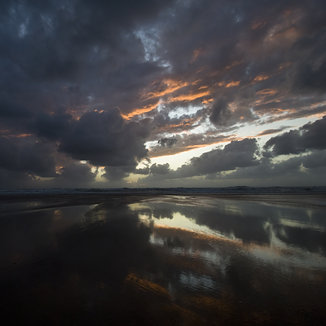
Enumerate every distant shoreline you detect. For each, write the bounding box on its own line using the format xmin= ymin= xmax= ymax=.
xmin=1 ymin=186 xmax=326 ymax=197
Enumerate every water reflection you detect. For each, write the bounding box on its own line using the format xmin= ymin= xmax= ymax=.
xmin=0 ymin=196 xmax=326 ymax=325
xmin=130 ymin=196 xmax=326 ymax=255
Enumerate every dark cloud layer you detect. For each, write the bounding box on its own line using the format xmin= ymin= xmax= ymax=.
xmin=150 ymin=163 xmax=170 ymax=175
xmin=184 ymin=138 xmax=260 ymax=176
xmin=264 ymin=116 xmax=326 ymax=156
xmin=59 ymin=109 xmax=152 ymax=167
xmin=56 ymin=163 xmax=97 ymax=186
xmin=142 ymin=138 xmax=260 ymax=183
xmin=0 ymin=137 xmax=56 ymax=177
xmin=0 ymin=0 xmax=326 ymax=187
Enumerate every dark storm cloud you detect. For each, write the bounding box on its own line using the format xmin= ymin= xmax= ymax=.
xmin=0 ymin=0 xmax=175 ymax=81
xmin=143 ymin=138 xmax=260 ymax=182
xmin=59 ymin=109 xmax=152 ymax=167
xmin=0 ymin=0 xmax=180 ymax=187
xmin=0 ymin=97 xmax=33 ymax=120
xmin=183 ymin=138 xmax=260 ymax=176
xmin=134 ymin=167 xmax=150 ymax=175
xmin=1 ymin=0 xmax=326 ymax=187
xmin=209 ymin=88 xmax=257 ymax=127
xmin=1 ymin=0 xmax=325 ymax=122
xmin=291 ymin=60 xmax=326 ymax=94
xmin=150 ymin=163 xmax=170 ymax=175
xmin=264 ymin=115 xmax=326 ymax=156
xmin=301 ymin=150 xmax=326 ymax=169
xmin=33 ymin=111 xmax=73 ymax=141
xmin=29 ymin=108 xmax=153 ymax=181
xmin=56 ymin=163 xmax=97 ymax=185
xmin=0 ymin=137 xmax=56 ymax=177
xmin=220 ymin=151 xmax=326 ymax=187
xmin=289 ymin=27 xmax=326 ymax=94
xmin=0 ymin=168 xmax=35 ymax=189
xmin=103 ymin=166 xmax=135 ymax=182
xmin=140 ymin=148 xmax=326 ymax=188
xmin=225 ymin=156 xmax=302 ymax=181
xmin=209 ymin=99 xmax=231 ymax=127
xmin=0 ymin=0 xmax=175 ymax=127
xmin=264 ymin=130 xmax=303 ymax=156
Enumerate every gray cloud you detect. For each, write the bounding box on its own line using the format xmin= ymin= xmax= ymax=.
xmin=59 ymin=109 xmax=152 ymax=167
xmin=34 ymin=111 xmax=73 ymax=141
xmin=256 ymin=126 xmax=290 ymax=137
xmin=150 ymin=163 xmax=170 ymax=175
xmin=0 ymin=137 xmax=56 ymax=177
xmin=177 ymin=138 xmax=260 ymax=177
xmin=149 ymin=131 xmax=236 ymax=158
xmin=301 ymin=150 xmax=326 ymax=169
xmin=264 ymin=115 xmax=326 ymax=156
xmin=102 ymin=166 xmax=135 ymax=182
xmin=209 ymin=98 xmax=231 ymax=127
xmin=56 ymin=163 xmax=97 ymax=185
xmin=0 ymin=97 xmax=33 ymax=120
xmin=150 ymin=108 xmax=205 ymax=139
xmin=0 ymin=168 xmax=35 ymax=189
xmin=143 ymin=138 xmax=260 ymax=182
xmin=210 ymin=89 xmax=257 ymax=128
xmin=134 ymin=167 xmax=150 ymax=175
xmin=1 ymin=0 xmax=326 ymax=187
xmin=158 ymin=137 xmax=177 ymax=148
xmin=289 ymin=28 xmax=326 ymax=94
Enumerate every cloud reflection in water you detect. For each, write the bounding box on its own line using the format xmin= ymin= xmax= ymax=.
xmin=0 ymin=195 xmax=326 ymax=325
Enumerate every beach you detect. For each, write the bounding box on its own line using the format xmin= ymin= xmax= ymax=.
xmin=1 ymin=189 xmax=326 ymax=325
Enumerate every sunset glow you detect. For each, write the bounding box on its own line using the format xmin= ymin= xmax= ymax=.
xmin=0 ymin=0 xmax=325 ymax=188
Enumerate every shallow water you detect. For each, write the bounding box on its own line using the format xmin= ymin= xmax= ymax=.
xmin=1 ymin=195 xmax=326 ymax=325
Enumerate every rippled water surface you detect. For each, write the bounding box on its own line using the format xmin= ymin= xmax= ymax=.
xmin=1 ymin=195 xmax=326 ymax=325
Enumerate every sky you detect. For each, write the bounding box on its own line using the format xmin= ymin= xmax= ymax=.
xmin=1 ymin=0 xmax=326 ymax=189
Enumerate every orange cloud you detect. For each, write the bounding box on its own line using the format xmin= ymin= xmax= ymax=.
xmin=218 ymin=81 xmax=240 ymax=88
xmin=125 ymin=79 xmax=212 ymax=119
xmin=2 ymin=133 xmax=33 ymax=138
xmin=145 ymin=79 xmax=189 ymax=100
xmin=226 ymin=81 xmax=240 ymax=87
xmin=169 ymin=90 xmax=211 ymax=102
xmin=252 ymin=74 xmax=270 ymax=83
xmin=257 ymin=88 xmax=278 ymax=96
xmin=198 ymin=85 xmax=208 ymax=90
xmin=149 ymin=136 xmax=240 ymax=158
xmin=55 ymin=166 xmax=64 ymax=173
xmin=122 ymin=101 xmax=159 ymax=119
xmin=202 ymin=98 xmax=213 ymax=105
xmin=15 ymin=133 xmax=32 ymax=138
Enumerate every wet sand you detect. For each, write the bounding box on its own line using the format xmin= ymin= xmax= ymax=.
xmin=0 ymin=192 xmax=326 ymax=325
